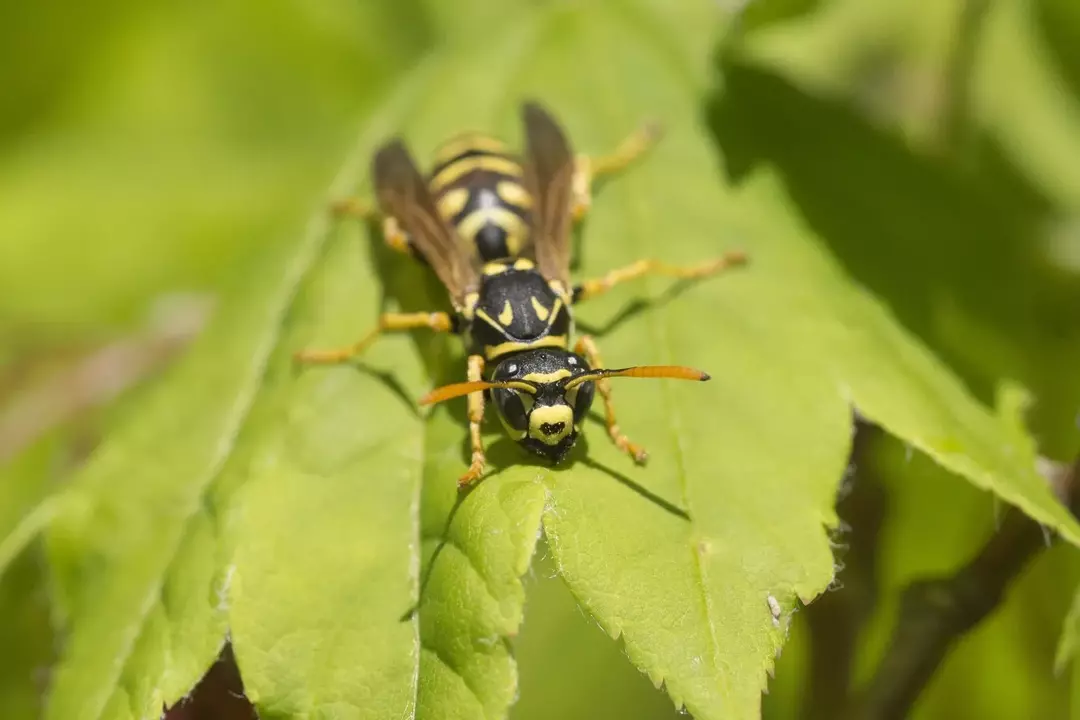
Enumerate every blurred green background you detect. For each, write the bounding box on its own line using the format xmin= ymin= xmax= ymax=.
xmin=2 ymin=0 xmax=1080 ymax=718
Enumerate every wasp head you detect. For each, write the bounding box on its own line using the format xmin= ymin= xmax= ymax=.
xmin=486 ymin=349 xmax=596 ymax=463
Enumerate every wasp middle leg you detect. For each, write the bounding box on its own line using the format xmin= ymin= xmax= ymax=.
xmin=458 ymin=354 xmax=488 ymax=487
xmin=571 ymin=122 xmax=663 ymax=221
xmin=329 ymin=197 xmax=412 ymax=256
xmin=294 ymin=312 xmax=453 ymax=365
xmin=572 ymin=253 xmax=747 ymax=304
xmin=574 ymin=335 xmax=647 ymax=464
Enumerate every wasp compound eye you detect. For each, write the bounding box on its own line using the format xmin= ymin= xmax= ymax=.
xmin=491 ymin=387 xmax=530 ymax=437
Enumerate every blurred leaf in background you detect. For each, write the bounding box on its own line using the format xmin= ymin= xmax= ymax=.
xmin=0 ymin=0 xmax=429 ymax=333
xmin=724 ymin=0 xmax=1080 ymax=718
xmin=0 ymin=438 xmax=63 ymax=720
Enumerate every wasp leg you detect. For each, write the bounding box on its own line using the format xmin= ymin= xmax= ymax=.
xmin=458 ymin=354 xmax=488 ymax=487
xmin=329 ymin=196 xmax=375 ymax=220
xmin=572 ymin=253 xmax=747 ymax=304
xmin=571 ymin=121 xmax=663 ymax=221
xmin=293 ymin=312 xmax=452 ymax=365
xmin=378 ymin=216 xmax=412 ymax=256
xmin=573 ymin=335 xmax=647 ymax=464
xmin=329 ymin=198 xmax=412 ymax=256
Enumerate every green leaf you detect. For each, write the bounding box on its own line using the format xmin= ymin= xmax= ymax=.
xmin=0 ymin=438 xmax=67 ymax=578
xmin=37 ymin=1 xmax=1080 ymax=720
xmin=735 ymin=0 xmax=822 ymax=34
xmin=1059 ymin=587 xmax=1080 ymax=674
xmin=977 ymin=0 xmax=1080 ymax=207
xmin=42 ymin=242 xmax=297 ymax=719
xmin=0 ymin=439 xmax=59 ymax=720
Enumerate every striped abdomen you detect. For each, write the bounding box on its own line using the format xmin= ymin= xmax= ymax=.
xmin=428 ymin=133 xmax=532 ymax=263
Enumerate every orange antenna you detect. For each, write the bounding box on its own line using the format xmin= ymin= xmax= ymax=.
xmin=564 ymin=365 xmax=710 ymax=391
xmin=420 ymin=380 xmax=536 ymax=406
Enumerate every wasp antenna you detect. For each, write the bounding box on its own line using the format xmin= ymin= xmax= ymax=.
xmin=420 ymin=380 xmax=536 ymax=406
xmin=565 ymin=365 xmax=710 ymax=390
xmin=608 ymin=365 xmax=710 ymax=382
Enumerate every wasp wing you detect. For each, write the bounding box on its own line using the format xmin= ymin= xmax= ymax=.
xmin=521 ymin=102 xmax=576 ymax=288
xmin=373 ymin=140 xmax=478 ymax=306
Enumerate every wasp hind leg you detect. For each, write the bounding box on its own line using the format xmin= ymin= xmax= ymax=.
xmin=329 ymin=198 xmax=412 ymax=257
xmin=572 ymin=254 xmax=747 ymax=304
xmin=574 ymin=335 xmax=647 ymax=464
xmin=571 ymin=122 xmax=663 ymax=221
xmin=293 ymin=312 xmax=453 ymax=366
xmin=458 ymin=354 xmax=488 ymax=487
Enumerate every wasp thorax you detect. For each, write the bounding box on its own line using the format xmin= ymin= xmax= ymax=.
xmin=489 ymin=348 xmax=597 ymax=463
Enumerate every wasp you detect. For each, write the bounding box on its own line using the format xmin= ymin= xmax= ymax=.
xmin=297 ymin=103 xmax=747 ymax=486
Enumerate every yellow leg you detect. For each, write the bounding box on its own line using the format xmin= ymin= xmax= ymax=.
xmin=380 ymin=216 xmax=411 ymax=256
xmin=330 ymin=196 xmax=375 ymax=220
xmin=571 ymin=121 xmax=663 ymax=221
xmin=293 ymin=312 xmax=452 ymax=365
xmin=458 ymin=354 xmax=487 ymax=487
xmin=573 ymin=335 xmax=647 ymax=464
xmin=573 ymin=252 xmax=747 ymax=304
xmin=328 ymin=198 xmax=411 ymax=256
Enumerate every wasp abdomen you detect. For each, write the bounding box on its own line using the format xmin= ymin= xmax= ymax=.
xmin=428 ymin=134 xmax=533 ymax=263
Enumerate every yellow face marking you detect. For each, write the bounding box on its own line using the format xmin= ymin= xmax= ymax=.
xmin=432 ymin=133 xmax=508 ymax=166
xmin=431 ymin=156 xmax=523 ymax=193
xmin=497 ymin=300 xmax=514 ymax=326
xmin=496 ymin=180 xmax=533 ymax=209
xmin=436 ymin=187 xmax=470 ymax=219
xmin=530 ymin=296 xmax=550 ymax=322
xmin=482 ymin=262 xmax=508 ymax=276
xmin=521 ymin=369 xmax=571 ymax=384
xmin=484 ymin=335 xmax=568 ymax=361
xmin=512 ymin=258 xmax=535 ymax=270
xmin=528 ymin=404 xmax=574 ymax=445
xmin=458 ymin=209 xmax=527 ymax=248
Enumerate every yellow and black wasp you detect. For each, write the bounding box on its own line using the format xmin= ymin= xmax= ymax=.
xmin=297 ymin=103 xmax=746 ymax=486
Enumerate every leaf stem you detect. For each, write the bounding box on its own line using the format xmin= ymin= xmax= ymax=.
xmin=802 ymin=417 xmax=888 ymax=720
xmin=852 ymin=454 xmax=1080 ymax=720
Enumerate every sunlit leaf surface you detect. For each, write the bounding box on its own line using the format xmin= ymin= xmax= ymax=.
xmin=35 ymin=1 xmax=1080 ymax=719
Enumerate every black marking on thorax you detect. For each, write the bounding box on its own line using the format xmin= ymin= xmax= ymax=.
xmin=468 ymin=266 xmax=572 ymax=357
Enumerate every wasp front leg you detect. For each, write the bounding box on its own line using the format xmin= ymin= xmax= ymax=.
xmin=574 ymin=335 xmax=647 ymax=464
xmin=459 ymin=354 xmax=488 ymax=487
xmin=571 ymin=121 xmax=663 ymax=222
xmin=329 ymin=197 xmax=412 ymax=257
xmin=294 ymin=312 xmax=453 ymax=366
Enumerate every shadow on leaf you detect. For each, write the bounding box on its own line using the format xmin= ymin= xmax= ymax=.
xmin=705 ymin=55 xmax=1080 ymax=448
